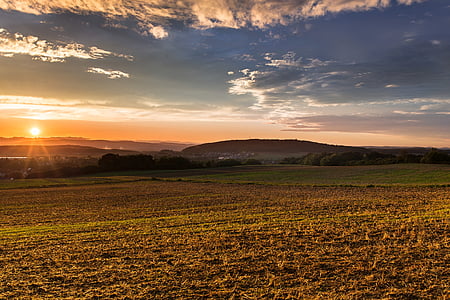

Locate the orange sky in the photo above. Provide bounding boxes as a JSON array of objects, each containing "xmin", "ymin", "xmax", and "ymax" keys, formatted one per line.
[{"xmin": 1, "ymin": 118, "xmax": 448, "ymax": 147}]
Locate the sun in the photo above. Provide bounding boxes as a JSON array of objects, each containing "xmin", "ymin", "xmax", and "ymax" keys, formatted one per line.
[{"xmin": 30, "ymin": 127, "xmax": 41, "ymax": 137}]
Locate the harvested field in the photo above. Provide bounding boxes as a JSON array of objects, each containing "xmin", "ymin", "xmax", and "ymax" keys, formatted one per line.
[{"xmin": 1, "ymin": 181, "xmax": 449, "ymax": 299}]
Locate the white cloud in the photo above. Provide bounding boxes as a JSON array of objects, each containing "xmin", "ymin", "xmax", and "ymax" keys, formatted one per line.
[
  {"xmin": 393, "ymin": 110, "xmax": 425, "ymax": 115},
  {"xmin": 228, "ymin": 70, "xmax": 262, "ymax": 97},
  {"xmin": 431, "ymin": 40, "xmax": 441, "ymax": 46},
  {"xmin": 0, "ymin": 28, "xmax": 133, "ymax": 62},
  {"xmin": 0, "ymin": 95, "xmax": 82, "ymax": 106},
  {"xmin": 87, "ymin": 67, "xmax": 130, "ymax": 79},
  {"xmin": 397, "ymin": 0, "xmax": 427, "ymax": 4},
  {"xmin": 265, "ymin": 52, "xmax": 302, "ymax": 68},
  {"xmin": 264, "ymin": 52, "xmax": 331, "ymax": 69},
  {"xmin": 235, "ymin": 54, "xmax": 256, "ymax": 62},
  {"xmin": 140, "ymin": 24, "xmax": 169, "ymax": 39}
]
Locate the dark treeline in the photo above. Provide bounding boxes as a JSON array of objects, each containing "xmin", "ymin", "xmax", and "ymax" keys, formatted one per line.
[
  {"xmin": 280, "ymin": 149, "xmax": 450, "ymax": 166},
  {"xmin": 0, "ymin": 156, "xmax": 98, "ymax": 179},
  {"xmin": 21, "ymin": 154, "xmax": 261, "ymax": 179},
  {"xmin": 25, "ymin": 154, "xmax": 196, "ymax": 178},
  {"xmin": 1, "ymin": 148, "xmax": 449, "ymax": 179},
  {"xmin": 97, "ymin": 154, "xmax": 262, "ymax": 171}
]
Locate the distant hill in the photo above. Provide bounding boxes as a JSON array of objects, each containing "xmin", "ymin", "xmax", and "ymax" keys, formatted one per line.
[
  {"xmin": 0, "ymin": 137, "xmax": 193, "ymax": 152},
  {"xmin": 0, "ymin": 145, "xmax": 139, "ymax": 157},
  {"xmin": 182, "ymin": 139, "xmax": 370, "ymax": 157}
]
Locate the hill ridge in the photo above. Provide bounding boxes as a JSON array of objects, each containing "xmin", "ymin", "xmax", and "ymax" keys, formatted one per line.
[
  {"xmin": 0, "ymin": 137, "xmax": 193, "ymax": 152},
  {"xmin": 182, "ymin": 139, "xmax": 370, "ymax": 155}
]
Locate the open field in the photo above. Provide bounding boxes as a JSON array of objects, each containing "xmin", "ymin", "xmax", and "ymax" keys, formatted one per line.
[
  {"xmin": 1, "ymin": 178, "xmax": 449, "ymax": 299},
  {"xmin": 1, "ymin": 164, "xmax": 449, "ymax": 190},
  {"xmin": 0, "ymin": 176, "xmax": 147, "ymax": 190},
  {"xmin": 181, "ymin": 164, "xmax": 450, "ymax": 186}
]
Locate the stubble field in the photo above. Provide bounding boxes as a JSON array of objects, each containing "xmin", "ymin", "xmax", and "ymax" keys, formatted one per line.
[{"xmin": 1, "ymin": 176, "xmax": 449, "ymax": 299}]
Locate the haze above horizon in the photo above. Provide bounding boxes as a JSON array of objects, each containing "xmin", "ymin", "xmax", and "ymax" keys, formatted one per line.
[{"xmin": 0, "ymin": 0, "xmax": 449, "ymax": 147}]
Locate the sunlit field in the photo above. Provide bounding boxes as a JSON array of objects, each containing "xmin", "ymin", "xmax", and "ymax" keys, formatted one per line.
[
  {"xmin": 1, "ymin": 165, "xmax": 449, "ymax": 298},
  {"xmin": 1, "ymin": 164, "xmax": 449, "ymax": 190}
]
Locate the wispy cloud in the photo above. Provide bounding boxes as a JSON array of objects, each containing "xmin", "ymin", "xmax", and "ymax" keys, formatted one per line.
[
  {"xmin": 278, "ymin": 113, "xmax": 450, "ymax": 139},
  {"xmin": 0, "ymin": 0, "xmax": 430, "ymax": 38},
  {"xmin": 0, "ymin": 28, "xmax": 133, "ymax": 62},
  {"xmin": 87, "ymin": 67, "xmax": 130, "ymax": 79},
  {"xmin": 0, "ymin": 95, "xmax": 254, "ymax": 122},
  {"xmin": 0, "ymin": 95, "xmax": 112, "ymax": 107}
]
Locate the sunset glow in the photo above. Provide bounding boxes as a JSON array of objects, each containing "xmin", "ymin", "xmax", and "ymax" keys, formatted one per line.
[
  {"xmin": 0, "ymin": 0, "xmax": 448, "ymax": 146},
  {"xmin": 30, "ymin": 127, "xmax": 41, "ymax": 137}
]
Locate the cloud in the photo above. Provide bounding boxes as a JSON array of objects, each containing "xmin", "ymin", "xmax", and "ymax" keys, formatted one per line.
[
  {"xmin": 0, "ymin": 28, "xmax": 133, "ymax": 62},
  {"xmin": 228, "ymin": 41, "xmax": 450, "ymax": 110},
  {"xmin": 431, "ymin": 40, "xmax": 441, "ymax": 46},
  {"xmin": 0, "ymin": 95, "xmax": 83, "ymax": 106},
  {"xmin": 87, "ymin": 67, "xmax": 130, "ymax": 79},
  {"xmin": 146, "ymin": 25, "xmax": 169, "ymax": 39},
  {"xmin": 0, "ymin": 94, "xmax": 254, "ymax": 122},
  {"xmin": 278, "ymin": 113, "xmax": 450, "ymax": 139},
  {"xmin": 0, "ymin": 0, "xmax": 430, "ymax": 38}
]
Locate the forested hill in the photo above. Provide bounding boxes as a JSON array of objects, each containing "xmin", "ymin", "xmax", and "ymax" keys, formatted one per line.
[
  {"xmin": 182, "ymin": 139, "xmax": 370, "ymax": 155},
  {"xmin": 0, "ymin": 145, "xmax": 138, "ymax": 157},
  {"xmin": 0, "ymin": 137, "xmax": 192, "ymax": 152}
]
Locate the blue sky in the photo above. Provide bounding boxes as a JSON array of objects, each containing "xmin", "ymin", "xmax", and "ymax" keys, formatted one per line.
[{"xmin": 0, "ymin": 0, "xmax": 448, "ymax": 146}]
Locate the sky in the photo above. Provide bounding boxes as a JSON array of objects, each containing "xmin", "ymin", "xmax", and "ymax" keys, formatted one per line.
[{"xmin": 0, "ymin": 0, "xmax": 449, "ymax": 146}]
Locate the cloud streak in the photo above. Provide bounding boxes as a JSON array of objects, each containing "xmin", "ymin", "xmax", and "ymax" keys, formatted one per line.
[
  {"xmin": 0, "ymin": 0, "xmax": 429, "ymax": 38},
  {"xmin": 87, "ymin": 67, "xmax": 130, "ymax": 79},
  {"xmin": 0, "ymin": 94, "xmax": 254, "ymax": 122},
  {"xmin": 0, "ymin": 28, "xmax": 133, "ymax": 62},
  {"xmin": 279, "ymin": 113, "xmax": 450, "ymax": 139}
]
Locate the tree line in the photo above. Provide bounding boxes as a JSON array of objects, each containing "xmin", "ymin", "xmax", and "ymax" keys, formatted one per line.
[
  {"xmin": 280, "ymin": 149, "xmax": 450, "ymax": 166},
  {"xmin": 20, "ymin": 154, "xmax": 260, "ymax": 179},
  {"xmin": 1, "ymin": 148, "xmax": 448, "ymax": 179}
]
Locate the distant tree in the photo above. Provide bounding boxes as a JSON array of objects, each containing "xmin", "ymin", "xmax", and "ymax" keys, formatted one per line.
[
  {"xmin": 364, "ymin": 151, "xmax": 390, "ymax": 161},
  {"xmin": 156, "ymin": 156, "xmax": 192, "ymax": 170},
  {"xmin": 99, "ymin": 153, "xmax": 155, "ymax": 171},
  {"xmin": 280, "ymin": 157, "xmax": 303, "ymax": 164},
  {"xmin": 397, "ymin": 150, "xmax": 422, "ymax": 163},
  {"xmin": 243, "ymin": 159, "xmax": 262, "ymax": 165},
  {"xmin": 214, "ymin": 159, "xmax": 242, "ymax": 167},
  {"xmin": 320, "ymin": 154, "xmax": 338, "ymax": 166},
  {"xmin": 421, "ymin": 149, "xmax": 450, "ymax": 164},
  {"xmin": 302, "ymin": 153, "xmax": 329, "ymax": 166},
  {"xmin": 98, "ymin": 153, "xmax": 121, "ymax": 171},
  {"xmin": 322, "ymin": 152, "xmax": 365, "ymax": 166},
  {"xmin": 125, "ymin": 154, "xmax": 156, "ymax": 170}
]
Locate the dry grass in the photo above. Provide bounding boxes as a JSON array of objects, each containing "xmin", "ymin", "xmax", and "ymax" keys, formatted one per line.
[{"xmin": 1, "ymin": 181, "xmax": 449, "ymax": 299}]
